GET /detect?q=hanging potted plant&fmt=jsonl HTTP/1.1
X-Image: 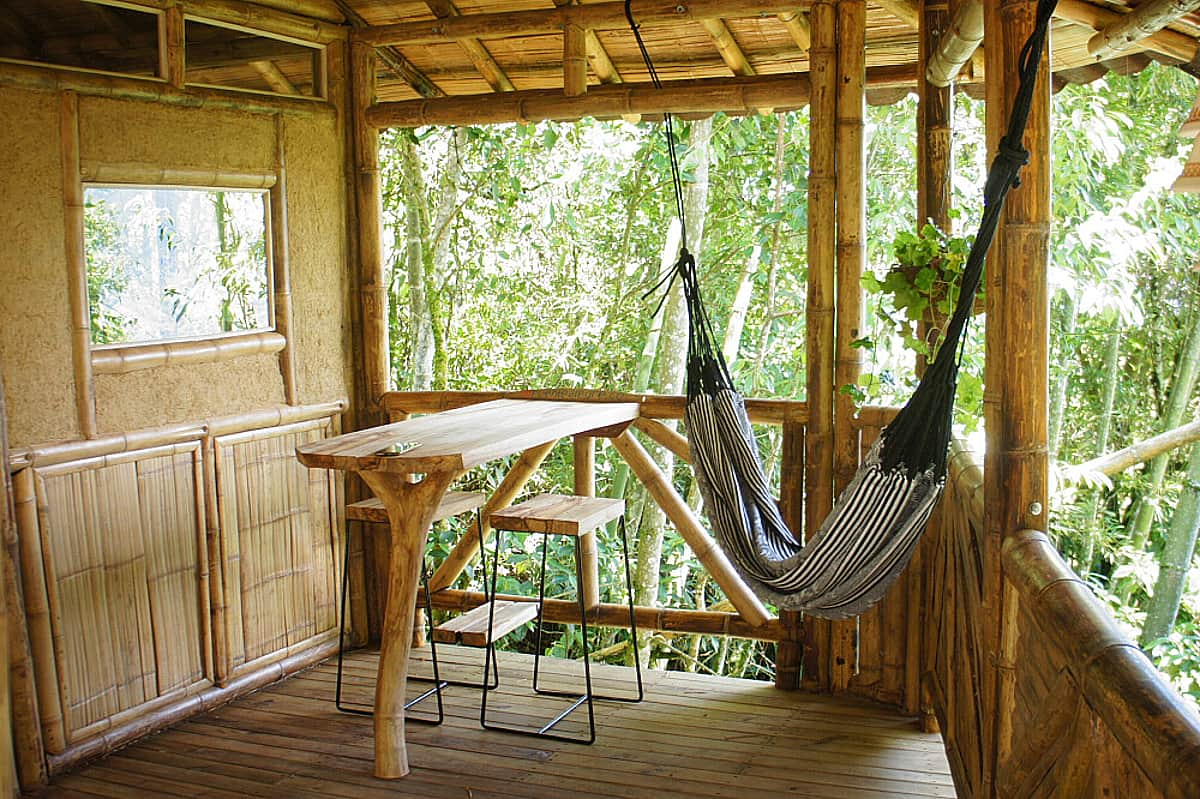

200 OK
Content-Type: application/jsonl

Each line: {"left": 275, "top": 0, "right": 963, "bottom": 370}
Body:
{"left": 862, "top": 222, "right": 977, "bottom": 362}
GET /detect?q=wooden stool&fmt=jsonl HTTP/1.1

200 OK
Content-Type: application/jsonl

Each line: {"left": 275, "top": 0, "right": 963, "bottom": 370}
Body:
{"left": 336, "top": 490, "right": 493, "bottom": 724}
{"left": 481, "top": 493, "right": 644, "bottom": 744}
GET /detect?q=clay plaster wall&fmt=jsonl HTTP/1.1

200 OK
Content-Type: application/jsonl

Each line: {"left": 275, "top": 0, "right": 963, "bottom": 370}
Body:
{"left": 0, "top": 84, "right": 351, "bottom": 447}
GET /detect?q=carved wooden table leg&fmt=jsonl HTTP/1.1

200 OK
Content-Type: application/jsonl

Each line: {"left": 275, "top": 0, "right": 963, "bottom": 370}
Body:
{"left": 359, "top": 470, "right": 456, "bottom": 779}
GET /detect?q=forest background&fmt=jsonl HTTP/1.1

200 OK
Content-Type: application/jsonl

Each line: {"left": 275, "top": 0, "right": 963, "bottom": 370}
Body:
{"left": 377, "top": 64, "right": 1200, "bottom": 709}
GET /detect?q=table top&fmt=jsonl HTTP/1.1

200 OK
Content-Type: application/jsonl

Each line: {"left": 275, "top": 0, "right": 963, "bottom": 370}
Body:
{"left": 296, "top": 398, "right": 639, "bottom": 474}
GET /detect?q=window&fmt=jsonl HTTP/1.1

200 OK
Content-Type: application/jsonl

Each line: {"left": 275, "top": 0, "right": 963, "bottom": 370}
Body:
{"left": 0, "top": 0, "right": 160, "bottom": 77}
{"left": 84, "top": 186, "right": 272, "bottom": 346}
{"left": 185, "top": 20, "right": 324, "bottom": 98}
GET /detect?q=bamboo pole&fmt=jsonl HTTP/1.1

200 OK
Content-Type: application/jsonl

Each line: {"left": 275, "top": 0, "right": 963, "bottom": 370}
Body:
{"left": 0, "top": 62, "right": 334, "bottom": 117}
{"left": 778, "top": 10, "right": 812, "bottom": 51}
{"left": 805, "top": 0, "right": 837, "bottom": 693}
{"left": 162, "top": 5, "right": 185, "bottom": 88}
{"left": 427, "top": 441, "right": 557, "bottom": 593}
{"left": 878, "top": 0, "right": 923, "bottom": 28}
{"left": 79, "top": 162, "right": 276, "bottom": 188}
{"left": 357, "top": 0, "right": 819, "bottom": 45}
{"left": 1088, "top": 0, "right": 1200, "bottom": 60}
{"left": 61, "top": 91, "right": 95, "bottom": 440}
{"left": 1054, "top": 0, "right": 1198, "bottom": 64}
{"left": 382, "top": 388, "right": 811, "bottom": 425}
{"left": 632, "top": 417, "right": 691, "bottom": 463}
{"left": 350, "top": 42, "right": 390, "bottom": 413}
{"left": 777, "top": 420, "right": 805, "bottom": 690}
{"left": 926, "top": 0, "right": 984, "bottom": 87}
{"left": 271, "top": 114, "right": 299, "bottom": 406}
{"left": 573, "top": 435, "right": 600, "bottom": 610}
{"left": 120, "top": 0, "right": 344, "bottom": 44}
{"left": 919, "top": 0, "right": 954, "bottom": 231}
{"left": 425, "top": 588, "right": 785, "bottom": 641}
{"left": 250, "top": 60, "right": 299, "bottom": 95}
{"left": 988, "top": 0, "right": 1052, "bottom": 791}
{"left": 611, "top": 430, "right": 770, "bottom": 627}
{"left": 832, "top": 0, "right": 867, "bottom": 695}
{"left": 367, "top": 73, "right": 817, "bottom": 128}
{"left": 90, "top": 331, "right": 286, "bottom": 375}
{"left": 563, "top": 22, "right": 588, "bottom": 96}
{"left": 699, "top": 18, "right": 758, "bottom": 76}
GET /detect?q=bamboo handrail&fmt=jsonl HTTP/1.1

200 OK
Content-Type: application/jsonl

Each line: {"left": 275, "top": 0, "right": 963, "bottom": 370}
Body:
{"left": 1003, "top": 530, "right": 1200, "bottom": 799}
{"left": 90, "top": 332, "right": 287, "bottom": 375}
{"left": 354, "top": 0, "right": 814, "bottom": 46}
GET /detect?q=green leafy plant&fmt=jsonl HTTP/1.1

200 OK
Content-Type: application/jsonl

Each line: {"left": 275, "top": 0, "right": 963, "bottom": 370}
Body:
{"left": 862, "top": 222, "right": 975, "bottom": 361}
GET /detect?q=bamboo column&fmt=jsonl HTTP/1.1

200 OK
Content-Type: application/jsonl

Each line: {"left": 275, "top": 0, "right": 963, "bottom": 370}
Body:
{"left": 61, "top": 92, "right": 96, "bottom": 440}
{"left": 271, "top": 114, "right": 299, "bottom": 406}
{"left": 350, "top": 41, "right": 389, "bottom": 420}
{"left": 914, "top": 0, "right": 953, "bottom": 727}
{"left": 804, "top": 0, "right": 838, "bottom": 693}
{"left": 573, "top": 435, "right": 600, "bottom": 610}
{"left": 832, "top": 0, "right": 867, "bottom": 695}
{"left": 776, "top": 421, "right": 805, "bottom": 689}
{"left": 563, "top": 22, "right": 587, "bottom": 97}
{"left": 162, "top": 6, "right": 185, "bottom": 88}
{"left": 985, "top": 0, "right": 1051, "bottom": 792}
{"left": 0, "top": 372, "right": 28, "bottom": 793}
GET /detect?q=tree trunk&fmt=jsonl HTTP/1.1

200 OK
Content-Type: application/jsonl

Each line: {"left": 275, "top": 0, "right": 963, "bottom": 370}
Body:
{"left": 1048, "top": 288, "right": 1078, "bottom": 458}
{"left": 397, "top": 134, "right": 436, "bottom": 390}
{"left": 750, "top": 118, "right": 788, "bottom": 395}
{"left": 1081, "top": 324, "right": 1121, "bottom": 573}
{"left": 722, "top": 245, "right": 759, "bottom": 366}
{"left": 427, "top": 128, "right": 465, "bottom": 389}
{"left": 1140, "top": 430, "right": 1200, "bottom": 647}
{"left": 633, "top": 117, "right": 711, "bottom": 668}
{"left": 1124, "top": 291, "right": 1200, "bottom": 594}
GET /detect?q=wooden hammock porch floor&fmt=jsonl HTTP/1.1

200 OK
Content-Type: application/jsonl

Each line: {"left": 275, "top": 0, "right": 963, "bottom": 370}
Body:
{"left": 32, "top": 646, "right": 954, "bottom": 799}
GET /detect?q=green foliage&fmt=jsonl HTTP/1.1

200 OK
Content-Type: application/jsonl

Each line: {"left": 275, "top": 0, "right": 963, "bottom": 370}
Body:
{"left": 83, "top": 198, "right": 132, "bottom": 345}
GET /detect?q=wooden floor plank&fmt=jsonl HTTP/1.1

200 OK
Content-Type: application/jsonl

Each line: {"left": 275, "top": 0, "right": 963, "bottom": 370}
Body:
{"left": 34, "top": 646, "right": 953, "bottom": 798}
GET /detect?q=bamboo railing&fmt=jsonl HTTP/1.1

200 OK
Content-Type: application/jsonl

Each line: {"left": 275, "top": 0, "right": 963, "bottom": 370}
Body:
{"left": 925, "top": 440, "right": 1200, "bottom": 798}
{"left": 371, "top": 390, "right": 922, "bottom": 702}
{"left": 4, "top": 401, "right": 347, "bottom": 782}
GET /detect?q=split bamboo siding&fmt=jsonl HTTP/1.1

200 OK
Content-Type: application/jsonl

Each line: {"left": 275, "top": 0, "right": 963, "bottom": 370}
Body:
{"left": 7, "top": 402, "right": 345, "bottom": 773}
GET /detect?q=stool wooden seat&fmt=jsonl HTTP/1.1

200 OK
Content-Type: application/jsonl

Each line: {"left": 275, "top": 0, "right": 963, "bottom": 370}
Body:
{"left": 336, "top": 489, "right": 491, "bottom": 724}
{"left": 347, "top": 490, "right": 486, "bottom": 525}
{"left": 489, "top": 494, "right": 624, "bottom": 536}
{"left": 432, "top": 600, "right": 538, "bottom": 647}
{"left": 481, "top": 492, "right": 643, "bottom": 744}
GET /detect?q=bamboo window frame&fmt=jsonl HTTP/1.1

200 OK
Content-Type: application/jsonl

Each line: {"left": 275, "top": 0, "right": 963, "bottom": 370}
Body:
{"left": 66, "top": 146, "right": 299, "bottom": 404}
{"left": 179, "top": 15, "right": 329, "bottom": 102}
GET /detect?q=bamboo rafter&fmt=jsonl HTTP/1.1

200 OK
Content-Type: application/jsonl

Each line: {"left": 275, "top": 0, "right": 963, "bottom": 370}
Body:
{"left": 353, "top": 0, "right": 815, "bottom": 46}
{"left": 926, "top": 0, "right": 984, "bottom": 87}
{"left": 1088, "top": 0, "right": 1200, "bottom": 60}
{"left": 1055, "top": 0, "right": 1199, "bottom": 64}
{"left": 424, "top": 0, "right": 516, "bottom": 92}
{"left": 332, "top": 0, "right": 444, "bottom": 99}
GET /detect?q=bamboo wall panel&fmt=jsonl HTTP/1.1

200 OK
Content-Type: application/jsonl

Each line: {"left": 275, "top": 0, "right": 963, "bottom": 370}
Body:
{"left": 26, "top": 443, "right": 209, "bottom": 748}
{"left": 212, "top": 418, "right": 342, "bottom": 678}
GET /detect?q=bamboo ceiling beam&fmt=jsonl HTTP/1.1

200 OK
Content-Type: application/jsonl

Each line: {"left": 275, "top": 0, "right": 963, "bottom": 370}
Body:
{"left": 367, "top": 66, "right": 919, "bottom": 128}
{"left": 700, "top": 18, "right": 757, "bottom": 76}
{"left": 354, "top": 0, "right": 811, "bottom": 46}
{"left": 424, "top": 0, "right": 516, "bottom": 92}
{"left": 250, "top": 60, "right": 299, "bottom": 94}
{"left": 243, "top": 0, "right": 345, "bottom": 24}
{"left": 926, "top": 0, "right": 984, "bottom": 87}
{"left": 1087, "top": 0, "right": 1200, "bottom": 61}
{"left": 1055, "top": 0, "right": 1199, "bottom": 65}
{"left": 119, "top": 0, "right": 344, "bottom": 43}
{"left": 875, "top": 0, "right": 921, "bottom": 29}
{"left": 777, "top": 10, "right": 811, "bottom": 51}
{"left": 332, "top": 0, "right": 444, "bottom": 99}
{"left": 551, "top": 0, "right": 625, "bottom": 85}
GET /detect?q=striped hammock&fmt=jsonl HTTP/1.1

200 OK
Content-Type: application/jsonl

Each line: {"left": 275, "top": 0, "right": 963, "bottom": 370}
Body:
{"left": 627, "top": 0, "right": 1057, "bottom": 618}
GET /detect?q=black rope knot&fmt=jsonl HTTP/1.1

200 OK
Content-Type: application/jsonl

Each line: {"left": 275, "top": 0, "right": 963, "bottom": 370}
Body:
{"left": 997, "top": 135, "right": 1030, "bottom": 188}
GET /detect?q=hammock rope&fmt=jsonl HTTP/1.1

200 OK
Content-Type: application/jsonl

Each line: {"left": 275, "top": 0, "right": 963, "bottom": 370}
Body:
{"left": 628, "top": 0, "right": 1058, "bottom": 618}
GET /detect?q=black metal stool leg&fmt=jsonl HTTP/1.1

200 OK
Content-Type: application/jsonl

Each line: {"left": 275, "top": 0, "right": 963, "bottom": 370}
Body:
{"left": 619, "top": 516, "right": 644, "bottom": 702}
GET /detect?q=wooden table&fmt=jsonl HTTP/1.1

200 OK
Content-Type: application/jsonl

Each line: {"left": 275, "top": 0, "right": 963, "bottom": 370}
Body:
{"left": 296, "top": 398, "right": 639, "bottom": 778}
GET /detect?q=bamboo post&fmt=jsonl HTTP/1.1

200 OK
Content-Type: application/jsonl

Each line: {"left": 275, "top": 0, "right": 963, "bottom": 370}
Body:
{"left": 832, "top": 0, "right": 867, "bottom": 695}
{"left": 162, "top": 6, "right": 185, "bottom": 88}
{"left": 1088, "top": 0, "right": 1200, "bottom": 60}
{"left": 986, "top": 0, "right": 1051, "bottom": 790}
{"left": 563, "top": 22, "right": 587, "bottom": 96}
{"left": 805, "top": 0, "right": 837, "bottom": 693}
{"left": 351, "top": 42, "right": 389, "bottom": 416}
{"left": 61, "top": 91, "right": 95, "bottom": 440}
{"left": 427, "top": 440, "right": 557, "bottom": 593}
{"left": 573, "top": 436, "right": 600, "bottom": 611}
{"left": 271, "top": 114, "right": 299, "bottom": 406}
{"left": 611, "top": 431, "right": 770, "bottom": 627}
{"left": 776, "top": 420, "right": 805, "bottom": 690}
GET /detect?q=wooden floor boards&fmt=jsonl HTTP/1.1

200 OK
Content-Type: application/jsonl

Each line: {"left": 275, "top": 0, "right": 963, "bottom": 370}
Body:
{"left": 35, "top": 646, "right": 955, "bottom": 798}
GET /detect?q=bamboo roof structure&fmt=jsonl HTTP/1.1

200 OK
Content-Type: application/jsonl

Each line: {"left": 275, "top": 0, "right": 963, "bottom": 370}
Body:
{"left": 2, "top": 0, "right": 1199, "bottom": 122}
